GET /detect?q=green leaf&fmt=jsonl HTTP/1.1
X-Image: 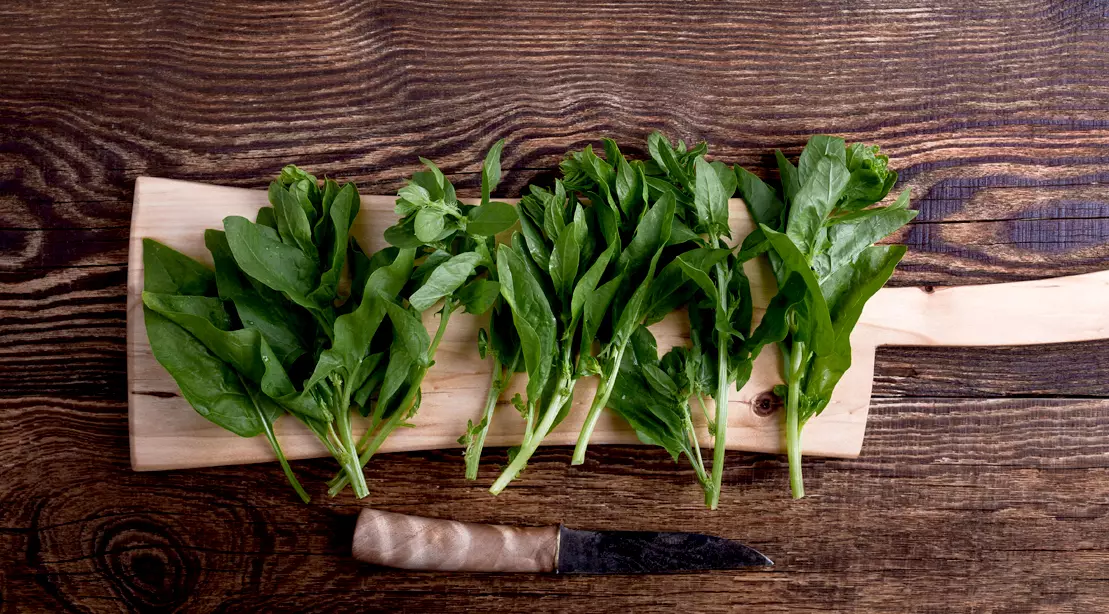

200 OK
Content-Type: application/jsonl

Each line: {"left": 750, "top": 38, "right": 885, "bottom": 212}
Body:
{"left": 143, "top": 307, "right": 264, "bottom": 437}
{"left": 384, "top": 301, "right": 431, "bottom": 367}
{"left": 142, "top": 291, "right": 328, "bottom": 421}
{"left": 363, "top": 247, "right": 416, "bottom": 298}
{"left": 497, "top": 244, "right": 557, "bottom": 402}
{"left": 570, "top": 243, "right": 616, "bottom": 325}
{"left": 414, "top": 208, "right": 447, "bottom": 243}
{"left": 256, "top": 207, "right": 278, "bottom": 230}
{"left": 642, "top": 247, "right": 730, "bottom": 325}
{"left": 674, "top": 253, "right": 720, "bottom": 302}
{"left": 313, "top": 178, "right": 341, "bottom": 247}
{"left": 142, "top": 239, "right": 214, "bottom": 296}
{"left": 517, "top": 205, "right": 551, "bottom": 271}
{"left": 457, "top": 278, "right": 501, "bottom": 315}
{"left": 223, "top": 215, "right": 320, "bottom": 306}
{"left": 205, "top": 229, "right": 308, "bottom": 366}
{"left": 310, "top": 182, "right": 360, "bottom": 304}
{"left": 615, "top": 157, "right": 645, "bottom": 219}
{"left": 784, "top": 156, "right": 851, "bottom": 258}
{"left": 693, "top": 157, "right": 730, "bottom": 236}
{"left": 269, "top": 181, "right": 318, "bottom": 262}
{"left": 759, "top": 224, "right": 835, "bottom": 356}
{"left": 812, "top": 191, "right": 917, "bottom": 282}
{"left": 481, "top": 139, "right": 506, "bottom": 205}
{"left": 581, "top": 274, "right": 621, "bottom": 352}
{"left": 798, "top": 135, "right": 846, "bottom": 182}
{"left": 619, "top": 192, "right": 676, "bottom": 276}
{"left": 466, "top": 201, "right": 518, "bottom": 236}
{"left": 803, "top": 245, "right": 907, "bottom": 420}
{"left": 548, "top": 210, "right": 583, "bottom": 299}
{"left": 543, "top": 192, "right": 567, "bottom": 242}
{"left": 409, "top": 251, "right": 484, "bottom": 312}
{"left": 384, "top": 217, "right": 425, "bottom": 249}
{"left": 735, "top": 166, "right": 784, "bottom": 229}
{"left": 775, "top": 150, "right": 801, "bottom": 205}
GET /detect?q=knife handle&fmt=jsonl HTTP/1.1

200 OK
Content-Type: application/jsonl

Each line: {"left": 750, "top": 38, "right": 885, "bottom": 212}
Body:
{"left": 352, "top": 508, "right": 560, "bottom": 573}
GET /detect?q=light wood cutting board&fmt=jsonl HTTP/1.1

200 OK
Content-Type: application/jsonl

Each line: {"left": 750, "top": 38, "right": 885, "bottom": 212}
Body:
{"left": 127, "top": 177, "right": 1109, "bottom": 471}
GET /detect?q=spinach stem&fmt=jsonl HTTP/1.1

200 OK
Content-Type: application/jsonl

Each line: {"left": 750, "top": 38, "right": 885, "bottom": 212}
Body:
{"left": 333, "top": 383, "right": 369, "bottom": 499}
{"left": 329, "top": 300, "right": 457, "bottom": 495}
{"left": 786, "top": 340, "right": 806, "bottom": 499}
{"left": 570, "top": 341, "right": 627, "bottom": 466}
{"left": 466, "top": 353, "right": 507, "bottom": 480}
{"left": 696, "top": 393, "right": 712, "bottom": 429}
{"left": 490, "top": 369, "right": 573, "bottom": 495}
{"left": 707, "top": 258, "right": 730, "bottom": 510}
{"left": 680, "top": 401, "right": 710, "bottom": 497}
{"left": 242, "top": 378, "right": 310, "bottom": 503}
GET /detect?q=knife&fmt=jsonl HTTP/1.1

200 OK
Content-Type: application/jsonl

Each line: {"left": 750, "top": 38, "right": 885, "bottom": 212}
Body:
{"left": 351, "top": 508, "right": 772, "bottom": 574}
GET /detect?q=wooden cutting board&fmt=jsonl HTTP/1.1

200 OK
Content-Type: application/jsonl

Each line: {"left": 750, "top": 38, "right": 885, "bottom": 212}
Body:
{"left": 127, "top": 177, "right": 1109, "bottom": 471}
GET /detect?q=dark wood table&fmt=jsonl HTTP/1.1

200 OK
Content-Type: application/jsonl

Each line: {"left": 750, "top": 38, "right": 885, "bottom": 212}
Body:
{"left": 3, "top": 1, "right": 1109, "bottom": 612}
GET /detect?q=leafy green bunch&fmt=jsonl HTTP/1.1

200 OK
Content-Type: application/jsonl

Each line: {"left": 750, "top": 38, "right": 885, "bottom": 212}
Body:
{"left": 320, "top": 142, "right": 521, "bottom": 496}
{"left": 595, "top": 134, "right": 797, "bottom": 508}
{"left": 375, "top": 141, "right": 524, "bottom": 484}
{"left": 736, "top": 135, "right": 918, "bottom": 498}
{"left": 144, "top": 167, "right": 430, "bottom": 501}
{"left": 469, "top": 137, "right": 704, "bottom": 494}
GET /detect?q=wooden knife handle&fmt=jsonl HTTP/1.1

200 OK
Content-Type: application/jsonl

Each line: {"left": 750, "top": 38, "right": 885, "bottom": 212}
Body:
{"left": 352, "top": 508, "right": 560, "bottom": 573}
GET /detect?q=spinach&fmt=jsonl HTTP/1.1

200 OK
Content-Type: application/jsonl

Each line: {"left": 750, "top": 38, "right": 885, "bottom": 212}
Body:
{"left": 735, "top": 136, "right": 917, "bottom": 498}
{"left": 324, "top": 140, "right": 518, "bottom": 494}
{"left": 143, "top": 167, "right": 432, "bottom": 501}
{"left": 641, "top": 133, "right": 764, "bottom": 509}
{"left": 142, "top": 238, "right": 310, "bottom": 503}
{"left": 485, "top": 137, "right": 704, "bottom": 494}
{"left": 608, "top": 327, "right": 711, "bottom": 496}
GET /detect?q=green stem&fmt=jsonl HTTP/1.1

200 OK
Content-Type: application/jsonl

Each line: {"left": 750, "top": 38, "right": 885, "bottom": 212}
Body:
{"left": 696, "top": 393, "right": 712, "bottom": 428}
{"left": 707, "top": 259, "right": 730, "bottom": 510}
{"left": 242, "top": 379, "right": 310, "bottom": 503}
{"left": 331, "top": 300, "right": 457, "bottom": 495}
{"left": 333, "top": 394, "right": 370, "bottom": 499}
{"left": 466, "top": 353, "right": 508, "bottom": 480}
{"left": 680, "top": 402, "right": 710, "bottom": 496}
{"left": 490, "top": 370, "right": 573, "bottom": 495}
{"left": 786, "top": 341, "right": 806, "bottom": 499}
{"left": 571, "top": 342, "right": 627, "bottom": 466}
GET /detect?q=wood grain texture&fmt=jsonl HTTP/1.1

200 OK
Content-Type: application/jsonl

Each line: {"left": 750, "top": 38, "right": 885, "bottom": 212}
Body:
{"left": 352, "top": 509, "right": 559, "bottom": 572}
{"left": 3, "top": 0, "right": 1109, "bottom": 612}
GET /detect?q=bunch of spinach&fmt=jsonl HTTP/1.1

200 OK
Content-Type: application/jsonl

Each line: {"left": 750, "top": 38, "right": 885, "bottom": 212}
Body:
{"left": 365, "top": 141, "right": 522, "bottom": 484}
{"left": 597, "top": 134, "right": 800, "bottom": 508}
{"left": 483, "top": 137, "right": 703, "bottom": 494}
{"left": 735, "top": 135, "right": 918, "bottom": 498}
{"left": 144, "top": 167, "right": 425, "bottom": 501}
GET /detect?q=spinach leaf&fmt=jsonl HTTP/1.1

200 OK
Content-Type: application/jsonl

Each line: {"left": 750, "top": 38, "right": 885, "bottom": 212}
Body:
{"left": 739, "top": 135, "right": 918, "bottom": 499}
{"left": 466, "top": 201, "right": 517, "bottom": 236}
{"left": 142, "top": 238, "right": 214, "bottom": 296}
{"left": 223, "top": 215, "right": 320, "bottom": 308}
{"left": 142, "top": 238, "right": 309, "bottom": 502}
{"left": 409, "top": 251, "right": 484, "bottom": 312}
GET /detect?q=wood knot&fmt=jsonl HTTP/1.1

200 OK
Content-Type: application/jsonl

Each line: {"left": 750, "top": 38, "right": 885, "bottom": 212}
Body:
{"left": 923, "top": 285, "right": 936, "bottom": 294}
{"left": 94, "top": 516, "right": 197, "bottom": 610}
{"left": 752, "top": 391, "right": 782, "bottom": 417}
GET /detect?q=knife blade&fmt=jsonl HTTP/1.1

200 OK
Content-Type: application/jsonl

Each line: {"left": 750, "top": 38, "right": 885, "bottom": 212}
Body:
{"left": 352, "top": 508, "right": 772, "bottom": 574}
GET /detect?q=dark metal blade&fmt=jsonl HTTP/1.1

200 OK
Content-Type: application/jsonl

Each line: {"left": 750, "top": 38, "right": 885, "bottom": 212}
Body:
{"left": 556, "top": 526, "right": 772, "bottom": 574}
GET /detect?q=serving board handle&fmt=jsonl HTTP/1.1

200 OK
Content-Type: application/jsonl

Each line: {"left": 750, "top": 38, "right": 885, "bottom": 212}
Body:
{"left": 860, "top": 270, "right": 1109, "bottom": 347}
